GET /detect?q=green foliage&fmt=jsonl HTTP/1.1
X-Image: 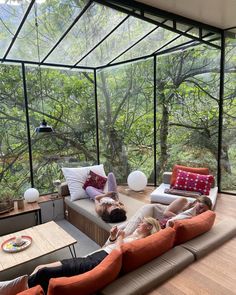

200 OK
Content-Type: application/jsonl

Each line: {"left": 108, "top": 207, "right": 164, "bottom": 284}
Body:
{"left": 1, "top": 27, "right": 236, "bottom": 193}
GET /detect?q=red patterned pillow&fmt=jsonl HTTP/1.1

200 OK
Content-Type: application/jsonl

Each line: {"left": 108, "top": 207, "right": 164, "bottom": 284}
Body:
{"left": 173, "top": 169, "right": 214, "bottom": 195}
{"left": 83, "top": 170, "right": 107, "bottom": 190}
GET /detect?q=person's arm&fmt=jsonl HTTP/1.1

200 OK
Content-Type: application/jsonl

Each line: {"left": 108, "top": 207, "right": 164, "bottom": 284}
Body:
{"left": 104, "top": 226, "right": 119, "bottom": 246}
{"left": 115, "top": 230, "right": 125, "bottom": 249}
{"left": 95, "top": 204, "right": 104, "bottom": 216}
{"left": 94, "top": 194, "right": 108, "bottom": 216}
{"left": 164, "top": 197, "right": 189, "bottom": 217}
{"left": 95, "top": 193, "right": 108, "bottom": 202}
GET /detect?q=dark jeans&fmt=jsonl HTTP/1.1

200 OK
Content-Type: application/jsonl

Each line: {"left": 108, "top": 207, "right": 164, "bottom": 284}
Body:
{"left": 28, "top": 250, "right": 108, "bottom": 293}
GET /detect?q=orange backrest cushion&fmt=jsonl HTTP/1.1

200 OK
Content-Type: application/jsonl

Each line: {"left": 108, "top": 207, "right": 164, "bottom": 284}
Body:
{"left": 17, "top": 285, "right": 44, "bottom": 295}
{"left": 173, "top": 210, "right": 216, "bottom": 245}
{"left": 47, "top": 249, "right": 122, "bottom": 295}
{"left": 121, "top": 227, "right": 176, "bottom": 273}
{"left": 170, "top": 165, "right": 209, "bottom": 187}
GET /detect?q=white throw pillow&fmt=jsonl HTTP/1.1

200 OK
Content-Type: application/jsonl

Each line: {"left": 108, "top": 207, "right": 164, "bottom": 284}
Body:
{"left": 62, "top": 164, "right": 106, "bottom": 201}
{"left": 0, "top": 275, "right": 28, "bottom": 295}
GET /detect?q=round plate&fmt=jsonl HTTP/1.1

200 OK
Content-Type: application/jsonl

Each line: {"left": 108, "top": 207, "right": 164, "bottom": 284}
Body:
{"left": 1, "top": 236, "right": 32, "bottom": 253}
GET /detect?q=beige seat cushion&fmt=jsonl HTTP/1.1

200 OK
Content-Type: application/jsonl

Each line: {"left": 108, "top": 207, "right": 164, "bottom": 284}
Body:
{"left": 181, "top": 218, "right": 236, "bottom": 259}
{"left": 99, "top": 246, "right": 194, "bottom": 295}
{"left": 64, "top": 193, "right": 146, "bottom": 231}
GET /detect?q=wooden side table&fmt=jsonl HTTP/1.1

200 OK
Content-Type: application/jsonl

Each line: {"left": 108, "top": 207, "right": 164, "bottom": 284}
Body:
{"left": 0, "top": 200, "right": 42, "bottom": 224}
{"left": 0, "top": 194, "right": 64, "bottom": 235}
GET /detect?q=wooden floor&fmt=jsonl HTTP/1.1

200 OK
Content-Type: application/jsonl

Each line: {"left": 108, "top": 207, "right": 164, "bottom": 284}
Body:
{"left": 118, "top": 186, "right": 236, "bottom": 295}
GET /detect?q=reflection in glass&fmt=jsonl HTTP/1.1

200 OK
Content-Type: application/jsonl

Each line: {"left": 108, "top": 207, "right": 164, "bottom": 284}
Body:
{"left": 221, "top": 36, "right": 236, "bottom": 192}
{"left": 80, "top": 16, "right": 156, "bottom": 67}
{"left": 97, "top": 59, "right": 154, "bottom": 183}
{"left": 46, "top": 2, "right": 127, "bottom": 66}
{"left": 26, "top": 67, "right": 96, "bottom": 193}
{"left": 115, "top": 27, "right": 180, "bottom": 63}
{"left": 0, "top": 64, "right": 30, "bottom": 198}
{"left": 155, "top": 45, "right": 220, "bottom": 184}
{"left": 8, "top": 0, "right": 86, "bottom": 62}
{"left": 0, "top": 0, "right": 30, "bottom": 58}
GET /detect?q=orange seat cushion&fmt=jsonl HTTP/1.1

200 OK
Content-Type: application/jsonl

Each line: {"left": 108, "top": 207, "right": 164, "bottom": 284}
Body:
{"left": 170, "top": 165, "right": 209, "bottom": 187}
{"left": 17, "top": 285, "right": 44, "bottom": 295}
{"left": 173, "top": 210, "right": 216, "bottom": 245}
{"left": 121, "top": 227, "right": 176, "bottom": 273}
{"left": 47, "top": 249, "right": 122, "bottom": 295}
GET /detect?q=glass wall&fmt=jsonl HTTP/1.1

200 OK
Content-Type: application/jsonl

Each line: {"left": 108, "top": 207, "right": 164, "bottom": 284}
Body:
{"left": 0, "top": 64, "right": 30, "bottom": 198}
{"left": 0, "top": 41, "right": 235, "bottom": 195}
{"left": 221, "top": 34, "right": 236, "bottom": 193}
{"left": 0, "top": 64, "right": 96, "bottom": 198}
{"left": 155, "top": 45, "right": 221, "bottom": 184}
{"left": 26, "top": 67, "right": 96, "bottom": 194}
{"left": 97, "top": 59, "right": 154, "bottom": 183}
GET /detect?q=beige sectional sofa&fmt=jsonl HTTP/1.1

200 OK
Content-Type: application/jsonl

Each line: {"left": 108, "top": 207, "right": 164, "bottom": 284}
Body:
{"left": 18, "top": 217, "right": 236, "bottom": 295}
{"left": 19, "top": 185, "right": 236, "bottom": 295}
{"left": 56, "top": 181, "right": 236, "bottom": 295}
{"left": 60, "top": 183, "right": 147, "bottom": 246}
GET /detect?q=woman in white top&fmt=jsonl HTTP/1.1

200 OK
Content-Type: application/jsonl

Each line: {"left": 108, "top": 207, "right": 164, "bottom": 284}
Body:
{"left": 28, "top": 217, "right": 160, "bottom": 293}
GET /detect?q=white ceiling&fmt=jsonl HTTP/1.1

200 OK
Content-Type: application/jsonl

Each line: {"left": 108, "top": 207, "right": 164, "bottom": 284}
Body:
{"left": 137, "top": 0, "right": 236, "bottom": 31}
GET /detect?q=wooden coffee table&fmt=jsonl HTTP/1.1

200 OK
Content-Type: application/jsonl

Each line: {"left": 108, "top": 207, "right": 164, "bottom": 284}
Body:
{"left": 0, "top": 221, "right": 77, "bottom": 272}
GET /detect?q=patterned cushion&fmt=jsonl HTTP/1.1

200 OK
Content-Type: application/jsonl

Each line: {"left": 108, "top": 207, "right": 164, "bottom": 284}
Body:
{"left": 83, "top": 170, "right": 107, "bottom": 190}
{"left": 170, "top": 165, "right": 209, "bottom": 187}
{"left": 173, "top": 169, "right": 214, "bottom": 195}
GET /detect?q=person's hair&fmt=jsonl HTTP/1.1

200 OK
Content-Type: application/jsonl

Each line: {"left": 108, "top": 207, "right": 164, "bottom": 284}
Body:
{"left": 101, "top": 208, "right": 127, "bottom": 223}
{"left": 143, "top": 217, "right": 161, "bottom": 235}
{"left": 197, "top": 195, "right": 213, "bottom": 210}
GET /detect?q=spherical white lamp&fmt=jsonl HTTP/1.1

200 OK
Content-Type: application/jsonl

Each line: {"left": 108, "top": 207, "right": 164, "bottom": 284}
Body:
{"left": 127, "top": 170, "right": 147, "bottom": 191}
{"left": 24, "top": 188, "right": 40, "bottom": 203}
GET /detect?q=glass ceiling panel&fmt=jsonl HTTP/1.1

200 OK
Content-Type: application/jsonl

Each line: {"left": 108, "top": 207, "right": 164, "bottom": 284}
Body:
{"left": 114, "top": 26, "right": 181, "bottom": 63}
{"left": 0, "top": 0, "right": 30, "bottom": 58}
{"left": 45, "top": 2, "right": 127, "bottom": 66}
{"left": 7, "top": 0, "right": 87, "bottom": 62}
{"left": 158, "top": 32, "right": 194, "bottom": 52}
{"left": 78, "top": 16, "right": 156, "bottom": 67}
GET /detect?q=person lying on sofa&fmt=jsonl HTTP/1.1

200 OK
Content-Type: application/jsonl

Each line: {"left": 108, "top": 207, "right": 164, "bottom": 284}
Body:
{"left": 159, "top": 195, "right": 212, "bottom": 228}
{"left": 85, "top": 172, "right": 127, "bottom": 223}
{"left": 119, "top": 195, "right": 213, "bottom": 235}
{"left": 28, "top": 217, "right": 160, "bottom": 293}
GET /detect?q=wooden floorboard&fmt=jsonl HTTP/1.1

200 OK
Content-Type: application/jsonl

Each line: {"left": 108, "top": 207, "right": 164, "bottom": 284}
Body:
{"left": 118, "top": 186, "right": 236, "bottom": 295}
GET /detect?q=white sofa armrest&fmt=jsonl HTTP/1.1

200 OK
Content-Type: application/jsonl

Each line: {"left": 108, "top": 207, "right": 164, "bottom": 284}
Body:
{"left": 163, "top": 172, "right": 172, "bottom": 184}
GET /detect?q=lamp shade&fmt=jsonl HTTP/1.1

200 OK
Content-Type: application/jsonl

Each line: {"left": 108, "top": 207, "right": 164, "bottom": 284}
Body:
{"left": 35, "top": 119, "right": 53, "bottom": 133}
{"left": 127, "top": 170, "right": 147, "bottom": 191}
{"left": 24, "top": 188, "right": 40, "bottom": 203}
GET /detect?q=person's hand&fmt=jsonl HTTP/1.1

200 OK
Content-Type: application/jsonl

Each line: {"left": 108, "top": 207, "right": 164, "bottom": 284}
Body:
{"left": 117, "top": 229, "right": 125, "bottom": 239}
{"left": 110, "top": 226, "right": 118, "bottom": 240}
{"left": 95, "top": 193, "right": 107, "bottom": 202}
{"left": 107, "top": 191, "right": 118, "bottom": 200}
